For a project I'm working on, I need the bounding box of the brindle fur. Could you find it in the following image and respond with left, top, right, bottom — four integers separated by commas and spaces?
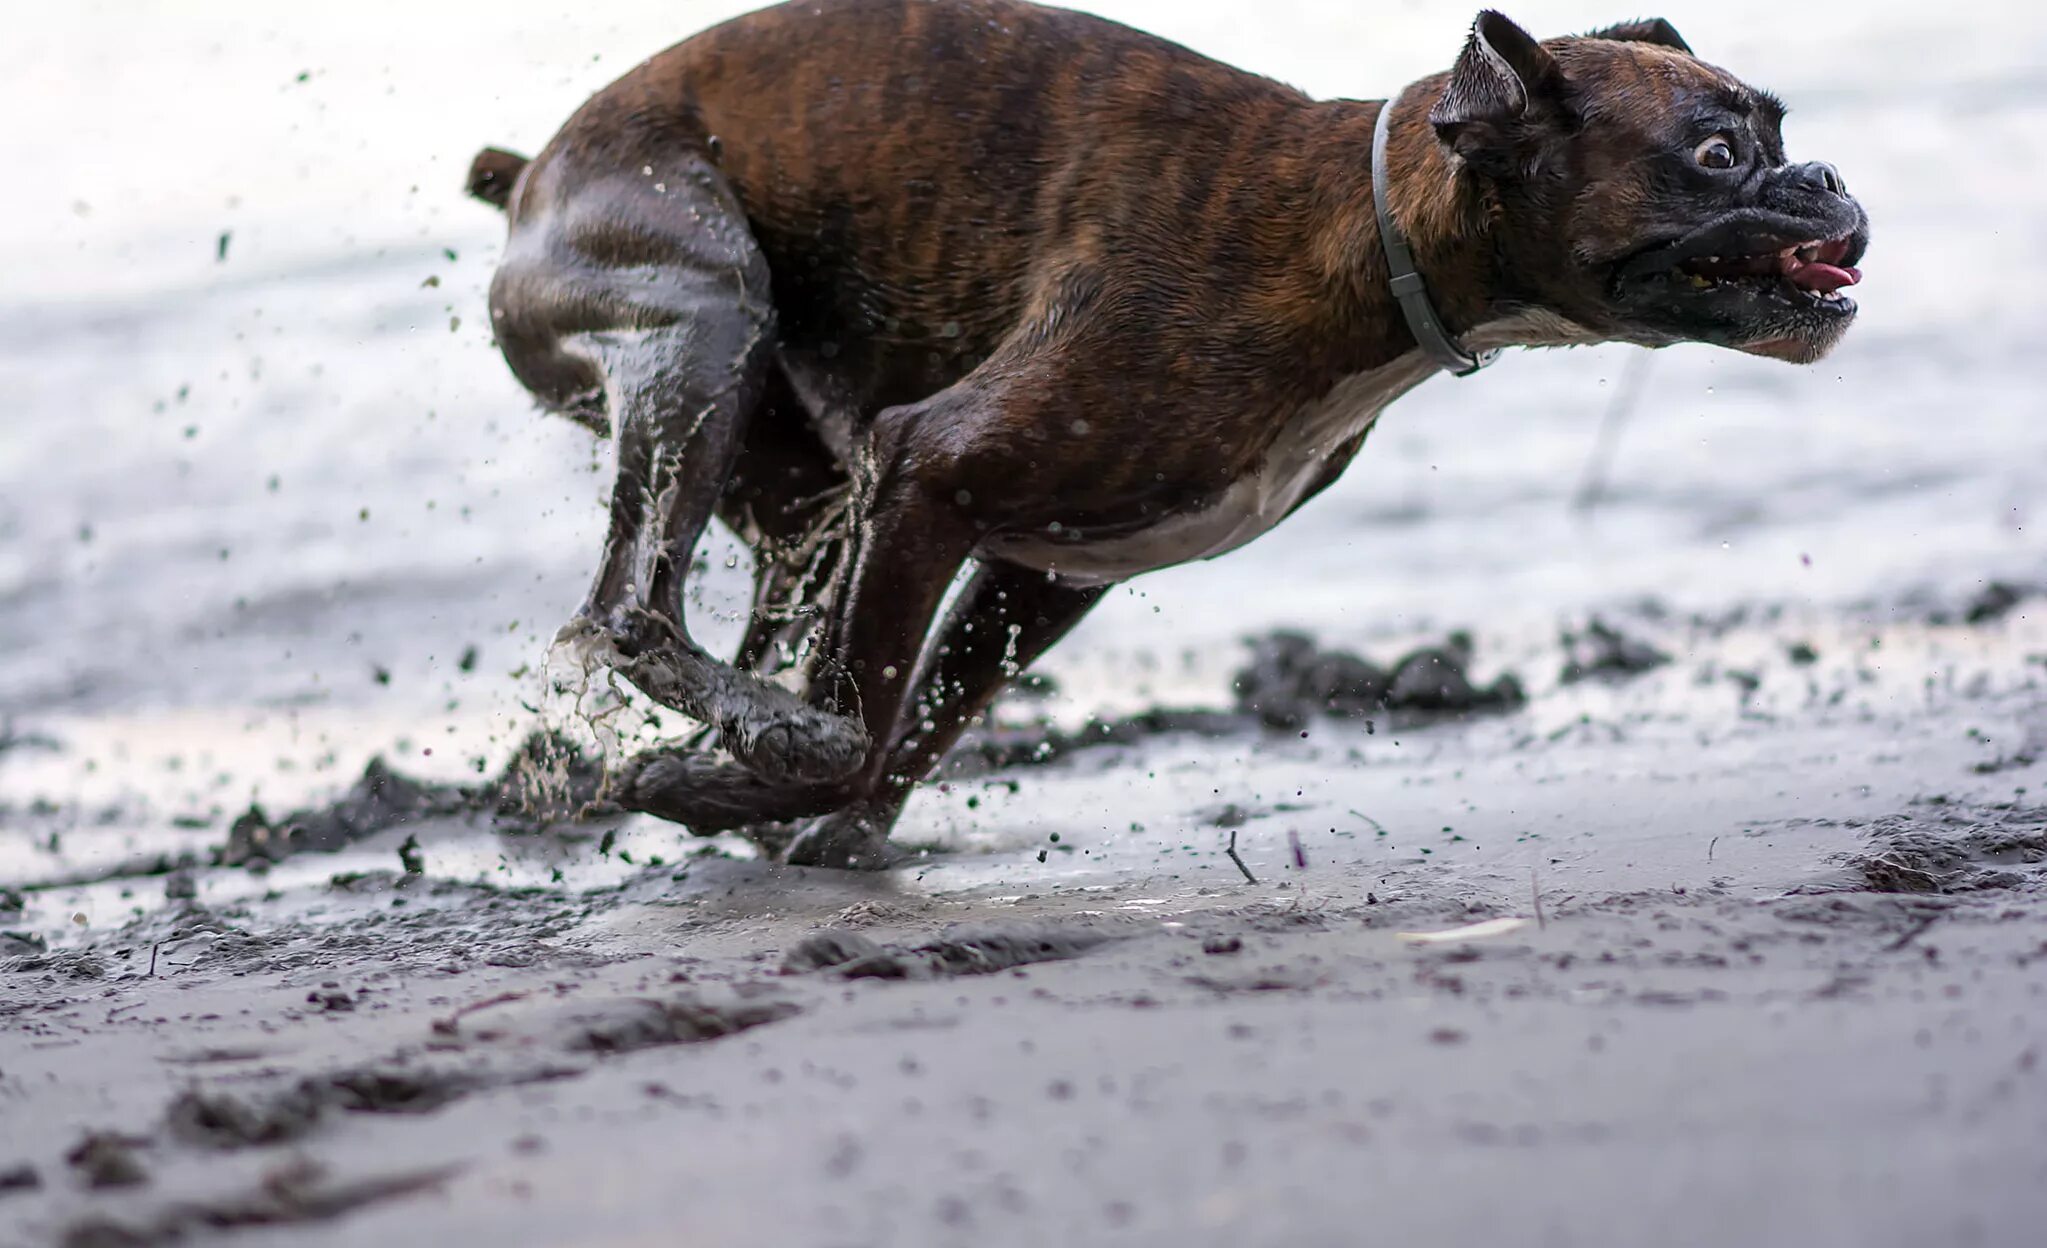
469, 0, 1867, 867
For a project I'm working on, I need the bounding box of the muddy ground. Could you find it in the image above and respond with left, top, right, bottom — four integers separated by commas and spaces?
5, 1, 2047, 1245
5, 605, 2046, 1248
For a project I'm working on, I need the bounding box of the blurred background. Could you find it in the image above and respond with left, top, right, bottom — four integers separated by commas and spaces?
2, 0, 2041, 850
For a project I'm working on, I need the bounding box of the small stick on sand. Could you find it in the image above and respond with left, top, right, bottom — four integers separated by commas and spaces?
430, 990, 531, 1035
1708, 835, 1720, 862
1881, 912, 1941, 953
1347, 809, 1389, 838
1531, 867, 1546, 930
1225, 830, 1258, 885
147, 942, 160, 977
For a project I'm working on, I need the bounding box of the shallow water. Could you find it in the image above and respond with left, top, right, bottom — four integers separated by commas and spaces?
2, 0, 2043, 925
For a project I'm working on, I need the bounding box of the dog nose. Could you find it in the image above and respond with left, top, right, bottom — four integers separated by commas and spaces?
1794, 160, 1848, 198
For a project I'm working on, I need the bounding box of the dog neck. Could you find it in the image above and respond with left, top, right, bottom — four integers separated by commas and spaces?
1297, 82, 1602, 371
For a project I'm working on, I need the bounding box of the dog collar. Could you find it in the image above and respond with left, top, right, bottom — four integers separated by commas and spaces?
1371, 90, 1498, 377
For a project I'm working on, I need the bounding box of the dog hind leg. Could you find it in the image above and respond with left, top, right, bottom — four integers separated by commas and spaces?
516, 157, 865, 786
716, 372, 855, 675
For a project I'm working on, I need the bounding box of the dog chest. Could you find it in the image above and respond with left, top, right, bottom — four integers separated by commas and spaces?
979, 354, 1433, 586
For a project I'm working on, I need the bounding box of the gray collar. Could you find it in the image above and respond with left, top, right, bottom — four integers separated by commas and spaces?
1370, 90, 1497, 377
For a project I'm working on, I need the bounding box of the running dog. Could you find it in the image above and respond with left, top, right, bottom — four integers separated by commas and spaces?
467, 0, 1867, 866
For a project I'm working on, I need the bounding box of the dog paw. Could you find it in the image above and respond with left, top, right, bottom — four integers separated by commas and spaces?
616, 750, 839, 832
782, 806, 899, 871
551, 613, 624, 670
554, 613, 868, 785
727, 706, 868, 785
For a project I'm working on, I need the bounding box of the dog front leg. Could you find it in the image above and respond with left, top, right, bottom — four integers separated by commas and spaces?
612, 441, 974, 849
565, 314, 866, 787
782, 560, 1108, 858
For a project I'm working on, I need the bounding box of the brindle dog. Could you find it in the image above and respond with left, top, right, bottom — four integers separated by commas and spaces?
468, 0, 1867, 868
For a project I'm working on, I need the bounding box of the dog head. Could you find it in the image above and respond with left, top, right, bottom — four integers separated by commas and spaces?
1429, 11, 1868, 363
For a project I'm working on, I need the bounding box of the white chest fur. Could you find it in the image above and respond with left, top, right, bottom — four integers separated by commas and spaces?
981, 351, 1439, 586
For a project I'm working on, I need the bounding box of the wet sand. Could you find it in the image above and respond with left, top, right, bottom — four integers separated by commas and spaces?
6, 604, 2046, 1246
5, 1, 2047, 1244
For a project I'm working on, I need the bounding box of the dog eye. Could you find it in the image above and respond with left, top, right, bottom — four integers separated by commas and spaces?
1694, 135, 1737, 170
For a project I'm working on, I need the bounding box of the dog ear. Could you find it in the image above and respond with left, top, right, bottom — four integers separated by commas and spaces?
1430, 11, 1566, 169
1583, 17, 1691, 54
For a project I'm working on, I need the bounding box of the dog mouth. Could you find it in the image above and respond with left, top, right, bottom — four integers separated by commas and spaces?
1675, 234, 1862, 304
1612, 210, 1869, 360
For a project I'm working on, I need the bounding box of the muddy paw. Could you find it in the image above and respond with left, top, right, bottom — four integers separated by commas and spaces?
551, 613, 621, 664
782, 807, 899, 871
551, 611, 660, 671
617, 751, 839, 833
727, 707, 868, 785
561, 617, 869, 785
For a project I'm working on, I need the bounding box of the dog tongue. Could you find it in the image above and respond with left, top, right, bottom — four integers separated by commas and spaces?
1779, 252, 1861, 293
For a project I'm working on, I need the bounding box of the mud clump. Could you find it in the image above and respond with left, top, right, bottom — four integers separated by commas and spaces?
61, 1158, 461, 1248
164, 1088, 325, 1151
6, 946, 107, 979
1849, 809, 2047, 893
549, 999, 683, 1054
1, 930, 48, 959
442, 992, 800, 1054
316, 1066, 475, 1115
173, 1065, 482, 1131
576, 995, 799, 1052
220, 758, 459, 866
944, 629, 1523, 777
1956, 581, 2022, 621
0, 722, 61, 757
219, 730, 608, 868
642, 994, 794, 1043
1922, 580, 2034, 626
919, 924, 1121, 975
65, 1132, 150, 1189
1384, 641, 1523, 713
1233, 630, 1390, 728
158, 1019, 756, 1167
1234, 630, 1523, 728
1962, 581, 2030, 625
783, 922, 1119, 980
1559, 618, 1671, 684
941, 707, 1243, 779
781, 930, 884, 975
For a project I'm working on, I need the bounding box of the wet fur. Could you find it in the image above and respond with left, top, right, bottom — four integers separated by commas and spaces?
467, 0, 1864, 867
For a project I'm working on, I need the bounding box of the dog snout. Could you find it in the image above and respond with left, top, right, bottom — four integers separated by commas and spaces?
1791, 160, 1848, 199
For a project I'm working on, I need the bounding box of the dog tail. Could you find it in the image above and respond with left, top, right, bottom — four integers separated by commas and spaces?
466, 147, 529, 210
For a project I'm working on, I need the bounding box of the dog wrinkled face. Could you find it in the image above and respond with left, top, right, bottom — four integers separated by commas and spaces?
1430, 12, 1869, 363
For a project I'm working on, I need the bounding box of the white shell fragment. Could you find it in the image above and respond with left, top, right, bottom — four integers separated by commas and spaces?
1394, 917, 1533, 945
